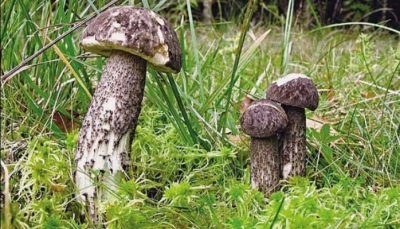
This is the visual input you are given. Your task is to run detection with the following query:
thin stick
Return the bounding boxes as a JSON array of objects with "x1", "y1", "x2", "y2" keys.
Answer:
[{"x1": 1, "y1": 0, "x2": 120, "y2": 84}]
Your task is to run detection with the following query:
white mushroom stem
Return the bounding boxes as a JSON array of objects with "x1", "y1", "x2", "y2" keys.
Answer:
[
  {"x1": 74, "y1": 50, "x2": 146, "y2": 221},
  {"x1": 250, "y1": 137, "x2": 281, "y2": 196},
  {"x1": 280, "y1": 105, "x2": 307, "y2": 179}
]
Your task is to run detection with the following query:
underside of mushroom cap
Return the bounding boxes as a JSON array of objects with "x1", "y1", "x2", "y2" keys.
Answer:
[
  {"x1": 240, "y1": 99, "x2": 288, "y2": 138},
  {"x1": 266, "y1": 73, "x2": 319, "y2": 111},
  {"x1": 80, "y1": 6, "x2": 182, "y2": 73}
]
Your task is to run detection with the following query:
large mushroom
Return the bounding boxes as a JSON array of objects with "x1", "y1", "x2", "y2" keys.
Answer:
[
  {"x1": 240, "y1": 99, "x2": 288, "y2": 196},
  {"x1": 74, "y1": 6, "x2": 181, "y2": 221},
  {"x1": 265, "y1": 73, "x2": 319, "y2": 179}
]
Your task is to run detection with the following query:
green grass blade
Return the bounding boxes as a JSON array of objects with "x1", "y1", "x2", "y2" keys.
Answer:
[
  {"x1": 270, "y1": 196, "x2": 286, "y2": 229},
  {"x1": 1, "y1": 0, "x2": 17, "y2": 43},
  {"x1": 280, "y1": 0, "x2": 294, "y2": 74},
  {"x1": 87, "y1": 0, "x2": 100, "y2": 14},
  {"x1": 186, "y1": 0, "x2": 204, "y2": 100},
  {"x1": 141, "y1": 0, "x2": 150, "y2": 8},
  {"x1": 311, "y1": 22, "x2": 400, "y2": 35},
  {"x1": 304, "y1": 0, "x2": 321, "y2": 28},
  {"x1": 203, "y1": 29, "x2": 269, "y2": 114},
  {"x1": 219, "y1": 0, "x2": 258, "y2": 140},
  {"x1": 15, "y1": 80, "x2": 64, "y2": 137},
  {"x1": 153, "y1": 0, "x2": 168, "y2": 12},
  {"x1": 148, "y1": 70, "x2": 193, "y2": 145},
  {"x1": 166, "y1": 73, "x2": 201, "y2": 147}
]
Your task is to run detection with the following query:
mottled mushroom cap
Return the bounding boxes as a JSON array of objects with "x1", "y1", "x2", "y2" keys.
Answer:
[
  {"x1": 80, "y1": 6, "x2": 182, "y2": 73},
  {"x1": 266, "y1": 73, "x2": 319, "y2": 111},
  {"x1": 240, "y1": 99, "x2": 288, "y2": 138}
]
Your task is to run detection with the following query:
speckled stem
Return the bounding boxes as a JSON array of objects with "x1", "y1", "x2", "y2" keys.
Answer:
[
  {"x1": 250, "y1": 137, "x2": 281, "y2": 197},
  {"x1": 280, "y1": 106, "x2": 307, "y2": 179},
  {"x1": 74, "y1": 50, "x2": 146, "y2": 223}
]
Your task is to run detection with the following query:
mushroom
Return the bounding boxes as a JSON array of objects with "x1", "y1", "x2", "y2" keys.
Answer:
[
  {"x1": 74, "y1": 6, "x2": 181, "y2": 221},
  {"x1": 265, "y1": 73, "x2": 319, "y2": 179},
  {"x1": 240, "y1": 99, "x2": 288, "y2": 196}
]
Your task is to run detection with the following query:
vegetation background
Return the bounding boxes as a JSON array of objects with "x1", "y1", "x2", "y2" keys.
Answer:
[{"x1": 1, "y1": 0, "x2": 399, "y2": 228}]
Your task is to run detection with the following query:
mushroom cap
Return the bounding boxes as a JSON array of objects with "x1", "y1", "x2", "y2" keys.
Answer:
[
  {"x1": 265, "y1": 73, "x2": 319, "y2": 111},
  {"x1": 240, "y1": 99, "x2": 288, "y2": 138},
  {"x1": 80, "y1": 6, "x2": 182, "y2": 73}
]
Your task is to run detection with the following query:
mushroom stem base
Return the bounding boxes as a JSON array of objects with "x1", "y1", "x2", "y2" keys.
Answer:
[
  {"x1": 250, "y1": 137, "x2": 281, "y2": 196},
  {"x1": 74, "y1": 50, "x2": 147, "y2": 223}
]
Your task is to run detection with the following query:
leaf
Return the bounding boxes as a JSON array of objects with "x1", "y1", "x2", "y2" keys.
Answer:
[
  {"x1": 51, "y1": 110, "x2": 80, "y2": 133},
  {"x1": 240, "y1": 95, "x2": 255, "y2": 114},
  {"x1": 306, "y1": 116, "x2": 338, "y2": 134}
]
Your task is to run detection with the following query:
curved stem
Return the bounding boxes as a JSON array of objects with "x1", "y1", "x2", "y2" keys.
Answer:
[{"x1": 75, "y1": 50, "x2": 146, "y2": 222}]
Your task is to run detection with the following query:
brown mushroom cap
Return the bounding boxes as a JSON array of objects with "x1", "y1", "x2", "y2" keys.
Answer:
[
  {"x1": 240, "y1": 99, "x2": 288, "y2": 138},
  {"x1": 266, "y1": 73, "x2": 319, "y2": 111},
  {"x1": 80, "y1": 6, "x2": 182, "y2": 73}
]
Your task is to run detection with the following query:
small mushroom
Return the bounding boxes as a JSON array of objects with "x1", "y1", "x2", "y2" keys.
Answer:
[
  {"x1": 265, "y1": 73, "x2": 319, "y2": 179},
  {"x1": 74, "y1": 6, "x2": 181, "y2": 221},
  {"x1": 240, "y1": 99, "x2": 288, "y2": 196}
]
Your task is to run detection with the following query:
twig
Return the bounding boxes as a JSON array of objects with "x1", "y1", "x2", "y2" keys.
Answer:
[{"x1": 359, "y1": 80, "x2": 400, "y2": 95}]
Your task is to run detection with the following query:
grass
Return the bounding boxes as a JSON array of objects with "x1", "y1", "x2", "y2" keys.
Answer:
[{"x1": 1, "y1": 0, "x2": 400, "y2": 228}]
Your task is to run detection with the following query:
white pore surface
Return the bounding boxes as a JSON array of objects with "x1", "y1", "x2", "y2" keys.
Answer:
[
  {"x1": 81, "y1": 35, "x2": 100, "y2": 47},
  {"x1": 152, "y1": 50, "x2": 169, "y2": 66},
  {"x1": 275, "y1": 73, "x2": 310, "y2": 86}
]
